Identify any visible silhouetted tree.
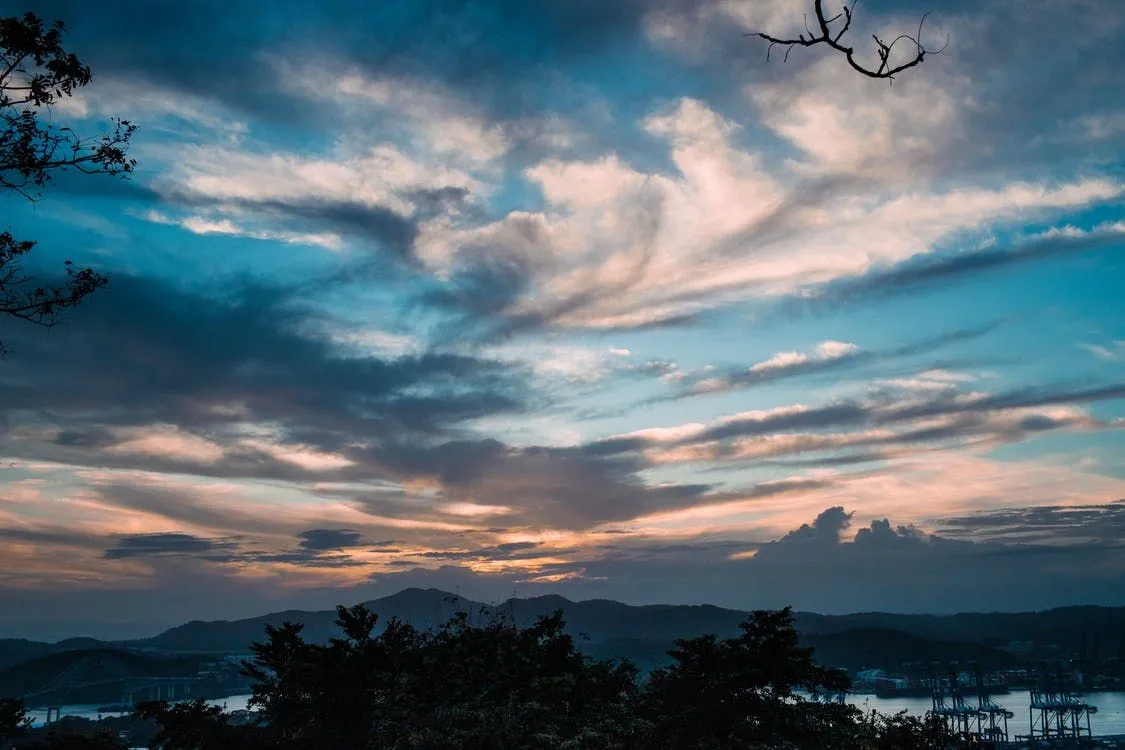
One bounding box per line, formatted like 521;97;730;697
135;698;264;750
0;12;134;357
848;710;955;750
7;731;123;750
1;698;31;748
227;604;641;749
756;0;946;81
135;604;962;749
641;607;858;748
0;701;124;750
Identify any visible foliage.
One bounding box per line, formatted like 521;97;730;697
641;607;858;749
0;700;124;749
224;604;642;749
127;603;964;750
7;729;123;749
134;698;265;750
0;12;134;356
1;697;31;745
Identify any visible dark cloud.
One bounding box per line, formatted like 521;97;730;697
353;504;1125;614
936;502;1125;545
0;273;527;469
364;440;714;528
919;0;1125;178
880;383;1125;422
423;253;539;332
163;193;424;261
0;527;106;549
587;382;1123;461
103;532;235;560
297;529;366;551
26;0;683;128
243;550;370;568
769;507;853;548
102;528;378;568
418;541;543;562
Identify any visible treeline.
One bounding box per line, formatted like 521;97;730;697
2;606;968;749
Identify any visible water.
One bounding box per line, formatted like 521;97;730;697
28;692;1125;737
849;691;1125;736
25;694;252;727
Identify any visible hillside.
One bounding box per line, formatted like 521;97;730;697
135;589;1125;658
0;639;59;670
800;628;1021;673
4;590;1123;691
0;649;211;702
133;589;750;654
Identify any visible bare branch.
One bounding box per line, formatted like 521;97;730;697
750;0;946;82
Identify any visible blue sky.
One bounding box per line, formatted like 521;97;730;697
1;0;1124;638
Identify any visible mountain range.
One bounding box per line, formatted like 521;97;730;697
4;588;1125;692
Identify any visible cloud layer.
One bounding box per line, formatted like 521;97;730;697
2;0;1125;637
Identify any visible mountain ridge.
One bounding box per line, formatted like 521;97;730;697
5;589;1124;668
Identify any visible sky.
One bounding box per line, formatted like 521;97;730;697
1;0;1124;640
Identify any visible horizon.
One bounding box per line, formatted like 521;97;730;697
2;0;1125;640
7;585;1125;644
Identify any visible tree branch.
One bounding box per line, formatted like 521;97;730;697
751;0;947;82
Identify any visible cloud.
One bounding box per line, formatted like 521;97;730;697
783;220;1125;315
416;98;1119;336
768;506;854;548
353;438;719;529
103;532;236;560
102;526;376;569
282;65;512;166
0;274;526;451
44;0;1121;341
297;529;366;551
144;210;343;251
1079;340;1125;361
104;425;226;465
591;380;1123;472
417;541;544;562
665;326;996;400
4;0;1125;636
936;502;1125;545
747;49;965;176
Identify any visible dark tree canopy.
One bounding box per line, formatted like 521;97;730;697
643;607;856;749
0;12;134;357
1;605;967;748
122;604;958;750
227;604;643;749
1;697;32;743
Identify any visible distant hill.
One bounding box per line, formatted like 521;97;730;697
4;590;1124;688
800;628;1020;673
135;589;1125;656
0;639;60;670
134;589;751;655
792;607;1125;648
0;648;212;703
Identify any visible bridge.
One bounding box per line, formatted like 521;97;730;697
23;653;207;723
